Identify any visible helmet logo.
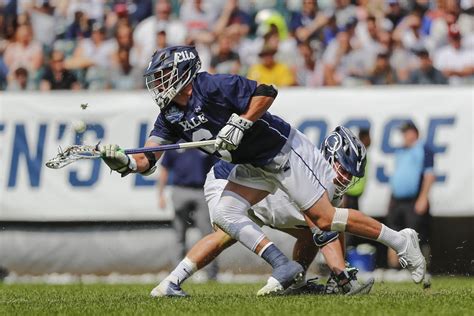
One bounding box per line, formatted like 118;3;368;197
325;134;342;153
175;51;196;63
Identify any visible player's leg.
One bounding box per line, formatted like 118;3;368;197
291;216;374;295
386;197;405;268
304;192;426;283
277;132;424;284
192;188;220;280
151;228;236;297
212;180;304;295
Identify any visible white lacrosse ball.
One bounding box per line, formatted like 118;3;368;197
73;120;87;133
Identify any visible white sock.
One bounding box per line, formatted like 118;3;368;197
166;257;197;286
377;225;407;254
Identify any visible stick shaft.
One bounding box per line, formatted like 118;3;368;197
123;139;215;155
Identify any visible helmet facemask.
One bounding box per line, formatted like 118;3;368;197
145;55;199;110
330;158;360;197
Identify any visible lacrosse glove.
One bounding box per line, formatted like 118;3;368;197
99;144;137;177
215;113;253;151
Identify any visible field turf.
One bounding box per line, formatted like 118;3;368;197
1;277;472;315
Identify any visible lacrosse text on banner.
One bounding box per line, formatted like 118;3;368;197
0;88;472;220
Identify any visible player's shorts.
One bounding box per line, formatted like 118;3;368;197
205;171;308;229
228;129;336;211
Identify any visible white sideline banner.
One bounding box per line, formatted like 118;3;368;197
0;87;472;220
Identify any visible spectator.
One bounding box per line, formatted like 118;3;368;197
357;15;384;53
3;23;43;82
390;36;419;83
180;0;218;45
212;0;251;39
289;0;330;44
386;120;434;283
134;0;187;69
157;148;218;281
322;19;372;86
113;22;140;68
368;52;398;85
294;41;324;87
407;47;447;84
40;50;81;90
209;33;241;75
66;22;115;89
385;0;408;28
6;67;32;91
64;10;92;40
107;48;143;90
433;24;474;85
66;22;115;70
247;45;295;87
393;11;428;51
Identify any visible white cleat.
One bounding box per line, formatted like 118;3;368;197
343;277;375;296
150;279;188;298
397;228;426;284
257;261;305;296
257;277;284;296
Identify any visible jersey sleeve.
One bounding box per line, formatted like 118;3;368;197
205;74;258;114
149;114;180;144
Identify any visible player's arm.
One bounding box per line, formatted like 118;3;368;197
415;145;435;214
240;84;278;122
100;139;167;177
215;83;278;151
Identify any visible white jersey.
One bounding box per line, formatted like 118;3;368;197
205;140;341;229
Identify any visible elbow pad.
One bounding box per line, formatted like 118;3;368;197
253;84;278;98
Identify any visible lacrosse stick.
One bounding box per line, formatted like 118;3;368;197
45;139;216;169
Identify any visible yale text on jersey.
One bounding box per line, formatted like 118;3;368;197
178;114;208;131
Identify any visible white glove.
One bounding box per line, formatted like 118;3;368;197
99;144;137;176
215;113;253;151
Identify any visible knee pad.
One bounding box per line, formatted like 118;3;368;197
331;208;349;232
213;190;265;251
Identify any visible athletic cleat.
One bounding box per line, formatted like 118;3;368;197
283;278;326;295
343;277;375;295
257;261;305;296
326;268;374;295
150;279;188;297
397;228;426;283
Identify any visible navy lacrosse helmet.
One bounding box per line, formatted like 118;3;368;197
144;46;201;110
321;126;367;195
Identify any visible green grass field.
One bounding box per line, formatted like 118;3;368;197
1;277;473;316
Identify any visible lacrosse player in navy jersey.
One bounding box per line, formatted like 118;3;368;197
100;46;426;296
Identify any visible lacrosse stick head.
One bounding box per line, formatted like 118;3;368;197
45;144;101;169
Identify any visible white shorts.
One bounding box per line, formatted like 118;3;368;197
205;129;338;229
205;171;339;230
228;129;336;210
205;171;305;229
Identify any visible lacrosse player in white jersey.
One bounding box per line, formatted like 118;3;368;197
151;127;376;297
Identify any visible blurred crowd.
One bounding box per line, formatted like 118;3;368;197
0;0;473;91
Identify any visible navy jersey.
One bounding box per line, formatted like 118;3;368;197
161;148;216;187
150;72;291;167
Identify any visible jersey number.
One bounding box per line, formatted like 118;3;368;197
192;128;231;161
